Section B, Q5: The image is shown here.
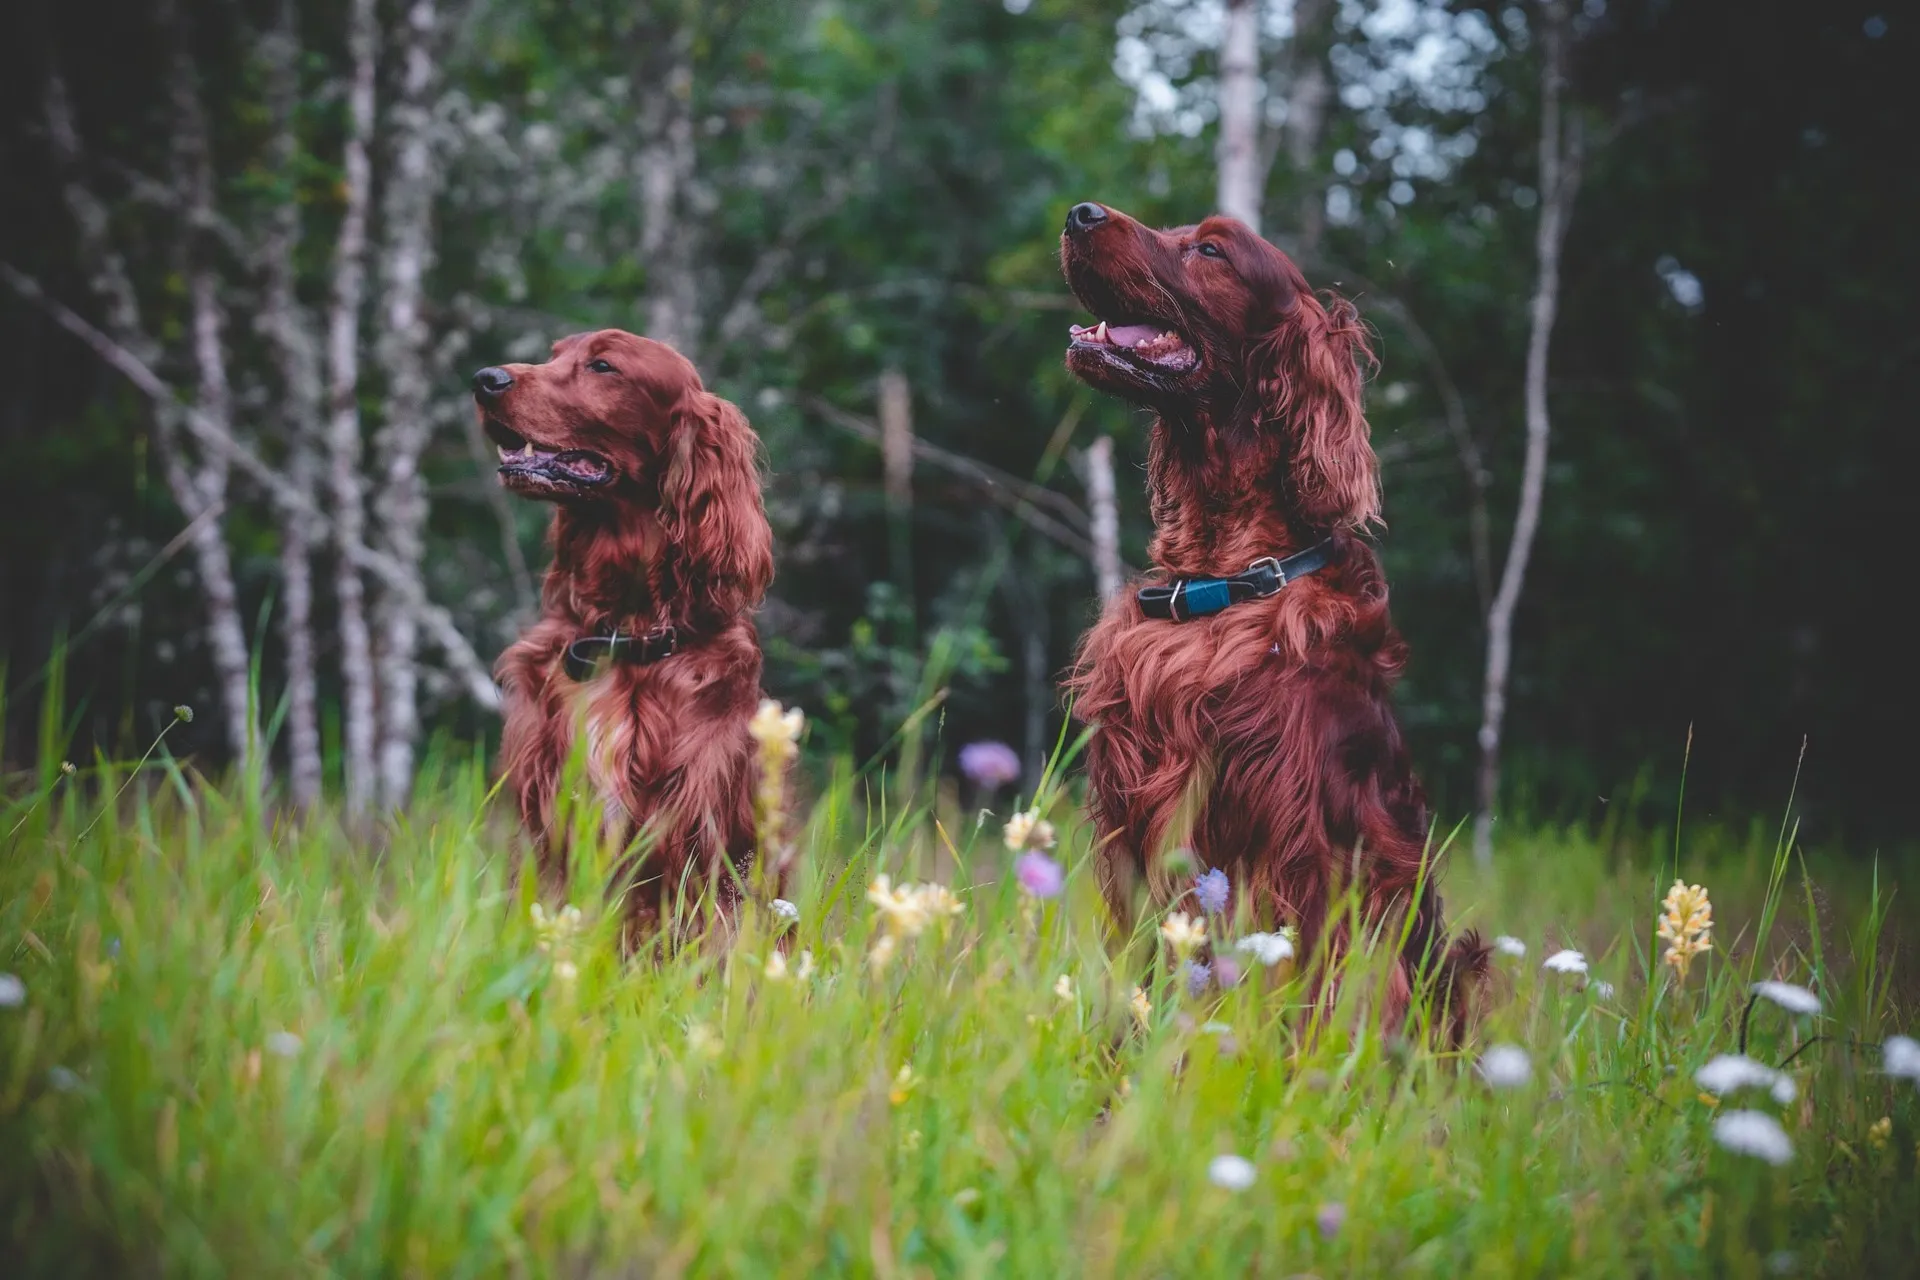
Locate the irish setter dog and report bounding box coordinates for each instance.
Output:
[476,330,775,936]
[1059,201,1486,1037]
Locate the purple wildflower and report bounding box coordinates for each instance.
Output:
[1211,955,1242,989]
[1014,851,1064,899]
[1317,1202,1346,1240]
[1186,962,1213,998]
[1194,868,1230,915]
[958,740,1022,789]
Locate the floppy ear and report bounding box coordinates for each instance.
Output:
[661,389,775,625]
[1250,290,1381,531]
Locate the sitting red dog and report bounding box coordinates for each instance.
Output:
[475,330,774,936]
[1058,201,1485,1037]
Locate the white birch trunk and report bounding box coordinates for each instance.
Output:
[1217,0,1264,231]
[1083,435,1123,603]
[371,0,445,811]
[1475,0,1584,864]
[327,0,381,815]
[637,36,700,351]
[258,0,325,809]
[166,3,261,775]
[1281,0,1333,251]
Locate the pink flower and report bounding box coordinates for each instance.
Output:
[958,741,1022,789]
[1015,851,1064,899]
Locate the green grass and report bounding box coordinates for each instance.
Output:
[2,727,1917,1277]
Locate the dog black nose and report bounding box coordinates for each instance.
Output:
[1065,202,1109,234]
[472,366,514,399]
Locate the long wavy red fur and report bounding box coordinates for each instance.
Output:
[1060,205,1487,1038]
[484,331,774,938]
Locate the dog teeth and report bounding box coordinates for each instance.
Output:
[1093,320,1108,342]
[521,442,535,458]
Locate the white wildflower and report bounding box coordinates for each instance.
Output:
[1590,980,1616,999]
[265,1031,302,1058]
[793,950,815,981]
[1770,1074,1798,1106]
[1543,949,1589,975]
[1053,974,1074,1001]
[1750,981,1821,1016]
[1477,1044,1533,1089]
[1883,1034,1920,1080]
[1002,809,1057,853]
[1494,935,1527,958]
[0,973,24,1008]
[1713,1109,1793,1165]
[1696,1054,1785,1098]
[770,898,800,924]
[1159,911,1207,961]
[1235,931,1297,967]
[1207,1153,1257,1191]
[764,950,790,981]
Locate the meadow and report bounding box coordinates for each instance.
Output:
[2,707,1917,1278]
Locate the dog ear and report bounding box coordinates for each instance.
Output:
[1249,290,1381,531]
[661,389,775,624]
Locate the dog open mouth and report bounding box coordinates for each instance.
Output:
[482,418,614,495]
[1067,319,1199,372]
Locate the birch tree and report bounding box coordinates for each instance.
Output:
[1475,0,1584,864]
[1216,0,1264,228]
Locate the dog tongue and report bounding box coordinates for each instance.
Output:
[1106,323,1160,348]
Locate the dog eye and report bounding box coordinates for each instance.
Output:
[1196,242,1226,260]
[586,358,616,374]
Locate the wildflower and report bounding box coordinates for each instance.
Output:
[1883,1035,1920,1080]
[1002,809,1057,853]
[793,950,815,981]
[1185,962,1213,998]
[1236,931,1297,967]
[958,740,1022,789]
[60,761,76,776]
[173,704,194,723]
[1542,949,1588,975]
[265,1031,302,1058]
[748,698,805,760]
[889,1064,917,1105]
[1868,1117,1892,1149]
[1160,911,1206,961]
[1657,879,1713,981]
[1590,980,1616,999]
[1478,1044,1532,1089]
[1015,851,1064,899]
[770,898,800,924]
[1316,1202,1347,1240]
[1697,1055,1795,1105]
[1494,935,1527,958]
[1211,955,1243,988]
[1053,974,1074,1001]
[530,902,584,954]
[1194,868,1230,915]
[1750,981,1821,1016]
[866,875,929,937]
[749,699,804,869]
[915,884,965,923]
[868,933,899,974]
[553,959,579,983]
[686,1023,723,1059]
[764,950,790,981]
[1207,1154,1257,1191]
[1129,986,1152,1029]
[1712,1110,1793,1165]
[0,973,24,1009]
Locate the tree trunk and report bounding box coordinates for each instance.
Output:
[636,32,700,351]
[1280,0,1333,251]
[1083,435,1123,602]
[327,0,380,816]
[1475,0,1584,864]
[371,0,445,811]
[166,0,260,776]
[1216,0,1264,231]
[257,0,325,809]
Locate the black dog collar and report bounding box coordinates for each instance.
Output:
[562,625,678,682]
[1136,540,1336,622]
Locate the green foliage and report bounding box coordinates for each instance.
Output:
[2,730,1916,1275]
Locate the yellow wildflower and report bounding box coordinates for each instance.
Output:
[1130,986,1152,1028]
[764,950,790,981]
[1159,911,1207,962]
[890,1063,917,1105]
[1657,879,1713,981]
[866,875,930,938]
[1053,973,1074,1001]
[1868,1117,1892,1149]
[748,698,805,760]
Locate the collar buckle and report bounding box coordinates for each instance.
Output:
[1247,556,1286,596]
